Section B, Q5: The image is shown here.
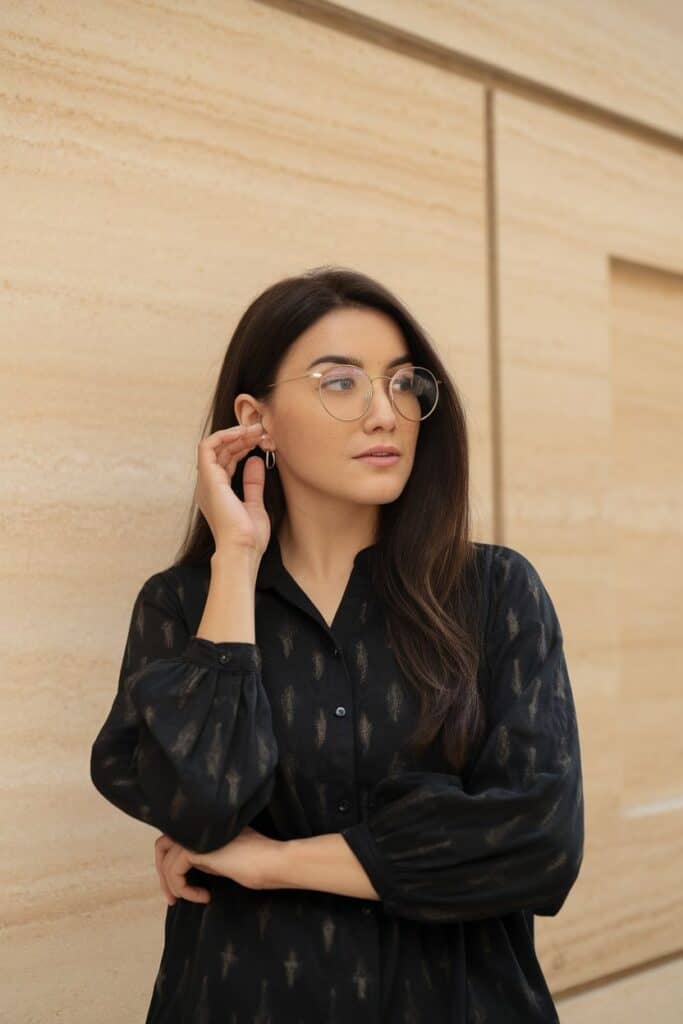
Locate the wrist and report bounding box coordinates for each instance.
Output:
[264,839,298,890]
[211,547,259,584]
[212,544,259,566]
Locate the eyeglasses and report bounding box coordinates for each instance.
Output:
[265,364,443,422]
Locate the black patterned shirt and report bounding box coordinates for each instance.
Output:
[90,533,584,1023]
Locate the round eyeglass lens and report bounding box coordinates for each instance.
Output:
[318,365,439,421]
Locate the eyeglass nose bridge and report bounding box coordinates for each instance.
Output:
[361,372,402,419]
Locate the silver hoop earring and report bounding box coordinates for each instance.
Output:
[265,449,276,470]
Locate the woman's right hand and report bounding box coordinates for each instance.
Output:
[193,422,271,558]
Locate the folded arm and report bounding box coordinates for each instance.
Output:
[335,545,584,923]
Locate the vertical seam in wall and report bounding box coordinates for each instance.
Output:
[484,88,503,545]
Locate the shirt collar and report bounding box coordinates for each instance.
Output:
[256,530,377,592]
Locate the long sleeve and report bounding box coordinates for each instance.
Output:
[89,569,279,854]
[340,545,584,924]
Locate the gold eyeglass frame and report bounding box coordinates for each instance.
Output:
[264,365,444,422]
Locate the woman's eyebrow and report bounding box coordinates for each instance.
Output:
[305,354,413,370]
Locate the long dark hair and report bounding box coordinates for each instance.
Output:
[173,265,487,774]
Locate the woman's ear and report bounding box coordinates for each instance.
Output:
[233,396,263,428]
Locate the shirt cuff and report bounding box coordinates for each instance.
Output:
[183,636,262,672]
[340,822,392,900]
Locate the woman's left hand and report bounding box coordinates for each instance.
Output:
[154,826,286,905]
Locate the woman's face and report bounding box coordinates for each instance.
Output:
[250,307,421,509]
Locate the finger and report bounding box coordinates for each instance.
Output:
[211,423,263,444]
[200,424,263,460]
[215,434,262,472]
[196,428,258,469]
[154,835,178,906]
[242,451,266,508]
[223,440,265,479]
[198,426,263,477]
[167,849,211,904]
[155,835,180,906]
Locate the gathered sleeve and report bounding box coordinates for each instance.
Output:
[340,545,584,923]
[89,569,279,854]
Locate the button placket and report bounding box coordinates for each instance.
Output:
[329,637,357,830]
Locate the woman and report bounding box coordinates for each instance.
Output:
[90,265,584,1022]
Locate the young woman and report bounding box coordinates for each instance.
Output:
[90,266,584,1023]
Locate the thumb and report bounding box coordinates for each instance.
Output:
[241,453,265,508]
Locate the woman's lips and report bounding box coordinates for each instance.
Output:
[354,454,401,466]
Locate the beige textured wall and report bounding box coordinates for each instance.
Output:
[336,0,683,137]
[2,1,681,1020]
[492,93,683,1018]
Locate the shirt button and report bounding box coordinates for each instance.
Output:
[361,905,373,915]
[218,653,229,663]
[337,798,351,813]
[334,706,346,717]
[332,647,341,657]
